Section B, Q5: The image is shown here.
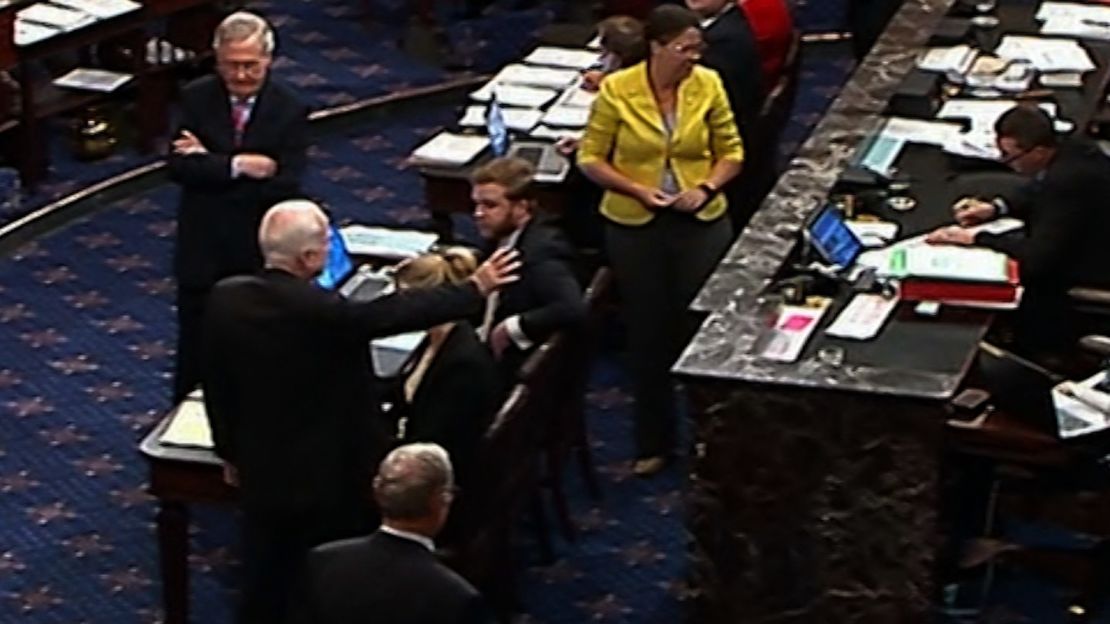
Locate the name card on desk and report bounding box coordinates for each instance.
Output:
[159,392,214,449]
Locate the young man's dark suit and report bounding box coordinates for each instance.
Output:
[202,269,484,624]
[168,74,309,403]
[700,5,763,144]
[974,139,1110,351]
[490,218,586,377]
[290,531,493,624]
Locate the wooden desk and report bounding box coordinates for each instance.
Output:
[139,414,234,624]
[0,0,228,186]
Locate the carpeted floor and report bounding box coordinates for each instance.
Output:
[4,1,1105,623]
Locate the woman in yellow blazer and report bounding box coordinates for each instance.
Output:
[577,5,744,476]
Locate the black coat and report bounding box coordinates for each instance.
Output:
[168,75,309,289]
[290,531,492,624]
[700,6,764,143]
[977,139,1110,347]
[201,269,484,513]
[401,321,501,489]
[491,218,586,369]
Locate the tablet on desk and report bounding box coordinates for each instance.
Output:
[805,203,865,268]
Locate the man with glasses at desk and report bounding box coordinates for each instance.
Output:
[926,105,1110,354]
[167,11,309,404]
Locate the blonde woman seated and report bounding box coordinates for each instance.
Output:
[392,247,502,489]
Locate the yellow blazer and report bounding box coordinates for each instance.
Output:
[577,62,745,226]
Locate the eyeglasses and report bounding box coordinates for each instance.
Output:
[669,41,706,56]
[218,60,267,78]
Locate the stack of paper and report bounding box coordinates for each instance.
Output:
[459,105,543,133]
[53,68,133,92]
[1037,2,1110,40]
[51,0,140,19]
[541,105,591,128]
[917,45,978,74]
[495,64,580,89]
[994,36,1095,72]
[524,46,602,69]
[18,3,94,29]
[339,225,438,260]
[409,131,489,167]
[469,83,558,108]
[159,392,214,449]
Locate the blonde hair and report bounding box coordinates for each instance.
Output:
[394,247,478,290]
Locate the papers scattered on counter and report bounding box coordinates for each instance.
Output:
[918,44,978,74]
[409,131,488,167]
[53,68,132,92]
[159,391,213,449]
[524,46,602,69]
[882,117,964,146]
[994,36,1095,72]
[856,218,1023,275]
[938,99,1058,130]
[556,86,598,108]
[541,105,590,128]
[469,83,558,108]
[52,0,140,19]
[15,0,140,45]
[529,124,583,141]
[825,293,899,340]
[1054,371,1110,438]
[339,225,438,260]
[493,64,580,89]
[1038,2,1110,40]
[459,105,542,132]
[19,2,92,29]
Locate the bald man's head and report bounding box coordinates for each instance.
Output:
[259,200,330,278]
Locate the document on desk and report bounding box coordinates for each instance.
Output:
[529,124,583,141]
[917,44,978,74]
[825,294,899,341]
[339,225,437,260]
[1037,2,1110,40]
[15,20,60,45]
[882,117,963,147]
[53,68,133,92]
[892,246,1011,282]
[556,87,598,109]
[469,83,558,108]
[1054,371,1110,438]
[159,393,214,449]
[51,0,140,19]
[18,2,94,30]
[937,99,1058,130]
[757,300,831,363]
[458,105,542,132]
[524,46,602,70]
[541,105,591,128]
[494,64,580,90]
[994,36,1096,72]
[408,132,489,167]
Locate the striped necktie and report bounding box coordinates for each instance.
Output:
[231,100,250,147]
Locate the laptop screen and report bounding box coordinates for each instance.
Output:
[487,98,509,157]
[807,204,863,268]
[315,225,354,290]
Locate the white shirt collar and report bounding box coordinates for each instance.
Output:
[499,223,526,250]
[380,525,435,552]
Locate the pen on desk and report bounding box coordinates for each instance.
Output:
[1082,18,1110,29]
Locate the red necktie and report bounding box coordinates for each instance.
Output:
[231,100,250,147]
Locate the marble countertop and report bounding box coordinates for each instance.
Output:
[675,0,969,398]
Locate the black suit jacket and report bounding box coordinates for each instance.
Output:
[976,139,1110,346]
[168,75,309,289]
[701,6,764,143]
[401,321,501,488]
[291,531,492,624]
[202,269,483,512]
[492,219,586,363]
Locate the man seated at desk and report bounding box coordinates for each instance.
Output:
[926,105,1110,353]
[470,157,587,377]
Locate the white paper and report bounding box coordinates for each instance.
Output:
[758,302,830,363]
[53,68,133,92]
[882,117,964,146]
[918,45,978,74]
[469,83,558,108]
[995,36,1096,72]
[339,225,438,260]
[494,64,580,89]
[18,3,92,29]
[901,246,1012,282]
[586,34,602,50]
[458,106,542,132]
[159,395,214,449]
[845,220,899,244]
[825,294,900,340]
[556,86,598,108]
[524,46,602,69]
[51,0,140,19]
[529,124,583,141]
[1054,371,1110,438]
[541,105,591,128]
[409,131,489,167]
[15,20,60,46]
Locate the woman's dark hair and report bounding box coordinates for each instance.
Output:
[644,4,700,45]
[598,15,648,67]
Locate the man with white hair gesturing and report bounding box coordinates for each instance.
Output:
[168,11,309,404]
[202,201,518,624]
[290,443,494,624]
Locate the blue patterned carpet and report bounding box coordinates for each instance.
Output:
[7,2,1101,623]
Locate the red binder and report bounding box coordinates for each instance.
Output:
[900,259,1021,306]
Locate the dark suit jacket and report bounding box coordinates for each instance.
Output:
[492,218,586,365]
[701,6,764,143]
[291,531,492,624]
[401,321,501,489]
[976,139,1110,347]
[168,75,309,289]
[202,269,484,513]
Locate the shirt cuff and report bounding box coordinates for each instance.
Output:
[504,315,533,351]
[230,155,242,179]
[991,197,1008,217]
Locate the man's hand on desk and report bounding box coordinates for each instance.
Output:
[469,247,521,296]
[952,197,997,227]
[222,463,239,487]
[232,154,278,179]
[926,225,976,246]
[172,130,207,155]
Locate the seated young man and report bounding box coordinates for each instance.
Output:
[470,157,588,377]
